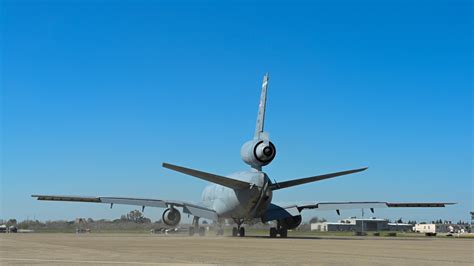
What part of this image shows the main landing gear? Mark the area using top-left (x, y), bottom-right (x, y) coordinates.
top-left (269, 221), bottom-right (288, 238)
top-left (189, 216), bottom-right (206, 236)
top-left (216, 219), bottom-right (224, 236)
top-left (232, 219), bottom-right (245, 237)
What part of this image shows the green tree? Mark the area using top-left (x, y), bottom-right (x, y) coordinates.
top-left (122, 210), bottom-right (151, 224)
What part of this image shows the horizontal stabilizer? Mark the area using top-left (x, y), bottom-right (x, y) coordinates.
top-left (270, 167), bottom-right (368, 190)
top-left (162, 163), bottom-right (251, 189)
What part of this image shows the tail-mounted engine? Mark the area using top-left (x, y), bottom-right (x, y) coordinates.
top-left (241, 140), bottom-right (276, 168)
top-left (162, 207), bottom-right (181, 227)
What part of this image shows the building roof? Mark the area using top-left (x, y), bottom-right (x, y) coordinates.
top-left (343, 218), bottom-right (387, 222)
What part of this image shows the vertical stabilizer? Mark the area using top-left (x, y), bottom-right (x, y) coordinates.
top-left (255, 73), bottom-right (269, 139)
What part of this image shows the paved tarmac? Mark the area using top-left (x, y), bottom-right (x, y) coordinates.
top-left (1, 233), bottom-right (473, 265)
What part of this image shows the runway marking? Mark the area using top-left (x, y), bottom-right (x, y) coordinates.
top-left (0, 257), bottom-right (199, 265)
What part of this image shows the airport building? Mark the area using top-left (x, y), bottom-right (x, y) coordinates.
top-left (311, 218), bottom-right (412, 232)
top-left (471, 212), bottom-right (473, 229)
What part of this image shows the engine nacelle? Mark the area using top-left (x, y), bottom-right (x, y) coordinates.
top-left (278, 215), bottom-right (302, 230)
top-left (240, 140), bottom-right (276, 168)
top-left (162, 208), bottom-right (181, 227)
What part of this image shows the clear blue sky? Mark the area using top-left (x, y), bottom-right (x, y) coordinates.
top-left (1, 0), bottom-right (472, 223)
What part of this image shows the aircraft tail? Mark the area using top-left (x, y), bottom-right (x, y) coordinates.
top-left (255, 73), bottom-right (269, 140)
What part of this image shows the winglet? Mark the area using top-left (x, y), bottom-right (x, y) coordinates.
top-left (255, 73), bottom-right (269, 139)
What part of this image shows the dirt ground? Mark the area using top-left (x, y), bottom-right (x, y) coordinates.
top-left (1, 233), bottom-right (472, 265)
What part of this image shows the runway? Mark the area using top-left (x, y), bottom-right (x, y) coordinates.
top-left (1, 233), bottom-right (472, 265)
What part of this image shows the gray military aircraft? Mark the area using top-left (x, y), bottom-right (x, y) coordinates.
top-left (33, 73), bottom-right (454, 237)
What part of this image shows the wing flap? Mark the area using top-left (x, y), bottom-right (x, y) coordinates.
top-left (303, 202), bottom-right (388, 210)
top-left (386, 202), bottom-right (455, 208)
top-left (32, 195), bottom-right (101, 203)
top-left (183, 205), bottom-right (217, 220)
top-left (100, 197), bottom-right (168, 208)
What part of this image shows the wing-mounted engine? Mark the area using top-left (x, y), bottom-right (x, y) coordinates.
top-left (241, 139), bottom-right (276, 168)
top-left (162, 207), bottom-right (181, 226)
top-left (278, 215), bottom-right (302, 229)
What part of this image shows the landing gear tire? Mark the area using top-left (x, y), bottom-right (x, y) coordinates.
top-left (269, 227), bottom-right (277, 238)
top-left (232, 227), bottom-right (238, 237)
top-left (189, 227), bottom-right (195, 236)
top-left (279, 228), bottom-right (288, 238)
top-left (198, 227), bottom-right (205, 236)
top-left (239, 227), bottom-right (245, 237)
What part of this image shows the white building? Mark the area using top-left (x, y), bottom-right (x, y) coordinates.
top-left (414, 223), bottom-right (459, 235)
top-left (311, 218), bottom-right (412, 232)
top-left (414, 223), bottom-right (437, 234)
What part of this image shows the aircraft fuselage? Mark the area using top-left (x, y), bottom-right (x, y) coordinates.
top-left (201, 170), bottom-right (273, 220)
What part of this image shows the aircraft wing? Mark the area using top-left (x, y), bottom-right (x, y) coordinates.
top-left (296, 201), bottom-right (455, 211)
top-left (262, 202), bottom-right (455, 222)
top-left (31, 195), bottom-right (218, 221)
